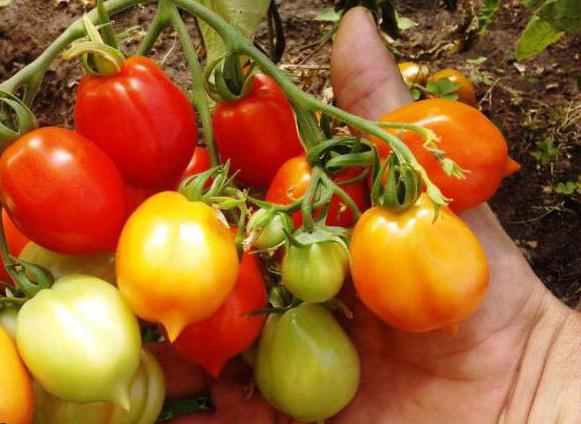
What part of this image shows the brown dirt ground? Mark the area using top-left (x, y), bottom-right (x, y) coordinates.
top-left (0, 0), bottom-right (579, 305)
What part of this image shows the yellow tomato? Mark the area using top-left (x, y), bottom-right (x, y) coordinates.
top-left (429, 68), bottom-right (477, 106)
top-left (0, 326), bottom-right (34, 424)
top-left (116, 191), bottom-right (239, 341)
top-left (398, 61), bottom-right (429, 87)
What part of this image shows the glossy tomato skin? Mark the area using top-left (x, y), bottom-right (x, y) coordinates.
top-left (75, 56), bottom-right (197, 190)
top-left (282, 241), bottom-right (349, 303)
top-left (350, 194), bottom-right (489, 332)
top-left (179, 146), bottom-right (212, 183)
top-left (255, 303), bottom-right (360, 421)
top-left (429, 68), bottom-right (476, 106)
top-left (33, 348), bottom-right (165, 424)
top-left (0, 127), bottom-right (126, 254)
top-left (19, 242), bottom-right (116, 284)
top-left (266, 156), bottom-right (369, 227)
top-left (173, 251), bottom-right (267, 377)
top-left (16, 275), bottom-right (142, 407)
top-left (0, 209), bottom-right (29, 285)
top-left (398, 62), bottom-right (429, 87)
top-left (213, 74), bottom-right (304, 189)
top-left (0, 326), bottom-right (34, 424)
top-left (116, 191), bottom-right (239, 341)
top-left (374, 99), bottom-right (519, 212)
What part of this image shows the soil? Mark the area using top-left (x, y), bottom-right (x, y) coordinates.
top-left (1, 0), bottom-right (579, 305)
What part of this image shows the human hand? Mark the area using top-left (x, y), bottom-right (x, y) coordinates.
top-left (168, 7), bottom-right (580, 424)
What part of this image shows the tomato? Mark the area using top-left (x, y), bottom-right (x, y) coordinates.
top-left (0, 326), bottom-right (34, 424)
top-left (282, 239), bottom-right (349, 303)
top-left (124, 185), bottom-right (157, 220)
top-left (266, 156), bottom-right (369, 227)
top-left (0, 304), bottom-right (18, 338)
top-left (19, 242), bottom-right (116, 284)
top-left (350, 194), bottom-right (489, 332)
top-left (116, 191), bottom-right (238, 341)
top-left (147, 342), bottom-right (207, 400)
top-left (373, 99), bottom-right (520, 212)
top-left (173, 250), bottom-right (267, 377)
top-left (246, 209), bottom-right (292, 250)
top-left (179, 146), bottom-right (212, 183)
top-left (75, 56), bottom-right (197, 190)
top-left (213, 74), bottom-right (304, 189)
top-left (16, 275), bottom-right (141, 406)
top-left (33, 347), bottom-right (165, 424)
top-left (0, 127), bottom-right (126, 254)
top-left (398, 61), bottom-right (429, 87)
top-left (255, 303), bottom-right (360, 421)
top-left (0, 209), bottom-right (29, 285)
top-left (429, 68), bottom-right (477, 106)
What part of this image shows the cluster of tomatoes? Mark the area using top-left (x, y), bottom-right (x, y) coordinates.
top-left (0, 45), bottom-right (519, 423)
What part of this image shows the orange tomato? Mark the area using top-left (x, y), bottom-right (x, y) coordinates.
top-left (350, 194), bottom-right (489, 332)
top-left (116, 191), bottom-right (239, 341)
top-left (0, 326), bottom-right (34, 424)
top-left (266, 156), bottom-right (369, 228)
top-left (429, 69), bottom-right (476, 106)
top-left (373, 99), bottom-right (519, 212)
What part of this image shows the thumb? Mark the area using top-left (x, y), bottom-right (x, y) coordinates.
top-left (330, 6), bottom-right (412, 120)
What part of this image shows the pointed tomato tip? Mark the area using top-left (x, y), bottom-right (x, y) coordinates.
top-left (112, 384), bottom-right (131, 410)
top-left (441, 323), bottom-right (460, 337)
top-left (505, 157), bottom-right (521, 176)
top-left (164, 320), bottom-right (186, 343)
top-left (205, 360), bottom-right (226, 379)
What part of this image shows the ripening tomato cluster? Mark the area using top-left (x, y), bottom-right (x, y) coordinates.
top-left (0, 49), bottom-right (519, 424)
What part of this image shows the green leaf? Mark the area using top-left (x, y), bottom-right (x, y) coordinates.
top-left (314, 7), bottom-right (341, 22)
top-left (523, 0), bottom-right (547, 9)
top-left (426, 78), bottom-right (460, 97)
top-left (530, 137), bottom-right (558, 165)
top-left (538, 0), bottom-right (581, 34)
top-left (478, 0), bottom-right (501, 33)
top-left (515, 16), bottom-right (564, 60)
top-left (467, 56), bottom-right (488, 65)
top-left (554, 176), bottom-right (581, 195)
top-left (396, 13), bottom-right (417, 31)
top-left (197, 0), bottom-right (270, 65)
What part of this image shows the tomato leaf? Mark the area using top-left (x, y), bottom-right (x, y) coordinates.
top-left (197, 0), bottom-right (270, 65)
top-left (426, 78), bottom-right (460, 100)
top-left (157, 396), bottom-right (214, 421)
top-left (537, 0), bottom-right (581, 34)
top-left (515, 16), bottom-right (564, 60)
top-left (314, 7), bottom-right (341, 22)
top-left (523, 0), bottom-right (546, 8)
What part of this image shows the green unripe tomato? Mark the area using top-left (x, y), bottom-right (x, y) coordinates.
top-left (17, 275), bottom-right (141, 408)
top-left (281, 240), bottom-right (349, 302)
top-left (255, 303), bottom-right (360, 421)
top-left (19, 242), bottom-right (116, 284)
top-left (33, 348), bottom-right (165, 424)
top-left (247, 209), bottom-right (292, 250)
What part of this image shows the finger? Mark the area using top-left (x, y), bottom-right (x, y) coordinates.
top-left (330, 6), bottom-right (412, 120)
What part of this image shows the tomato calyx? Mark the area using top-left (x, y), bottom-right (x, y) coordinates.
top-left (204, 54), bottom-right (256, 103)
top-left (246, 208), bottom-right (294, 251)
top-left (62, 15), bottom-right (125, 77)
top-left (0, 90), bottom-right (38, 147)
top-left (371, 153), bottom-right (423, 212)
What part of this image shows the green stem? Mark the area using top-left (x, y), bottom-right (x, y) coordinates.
top-left (137, 0), bottom-right (171, 56)
top-left (168, 5), bottom-right (218, 166)
top-left (300, 166), bottom-right (322, 232)
top-left (320, 172), bottom-right (362, 221)
top-left (0, 0), bottom-right (152, 103)
top-left (97, 0), bottom-right (120, 49)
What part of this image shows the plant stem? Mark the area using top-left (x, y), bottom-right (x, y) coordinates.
top-left (0, 0), bottom-right (152, 103)
top-left (168, 5), bottom-right (218, 166)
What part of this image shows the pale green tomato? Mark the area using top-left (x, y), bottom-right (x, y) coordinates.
top-left (17, 275), bottom-right (141, 407)
top-left (281, 241), bottom-right (349, 303)
top-left (19, 242), bottom-right (116, 284)
top-left (33, 348), bottom-right (165, 424)
top-left (247, 209), bottom-right (292, 250)
top-left (255, 303), bottom-right (360, 421)
top-left (0, 305), bottom-right (18, 339)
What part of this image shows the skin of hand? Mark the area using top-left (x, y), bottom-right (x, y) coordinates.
top-left (168, 7), bottom-right (580, 424)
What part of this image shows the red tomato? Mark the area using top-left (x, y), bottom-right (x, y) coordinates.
top-left (173, 251), bottom-right (267, 378)
top-left (213, 74), bottom-right (304, 189)
top-left (373, 99), bottom-right (519, 212)
top-left (179, 146), bottom-right (212, 185)
top-left (0, 127), bottom-right (126, 254)
top-left (0, 210), bottom-right (29, 286)
top-left (146, 342), bottom-right (208, 400)
top-left (75, 56), bottom-right (197, 190)
top-left (266, 156), bottom-right (369, 228)
top-left (124, 185), bottom-right (157, 220)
